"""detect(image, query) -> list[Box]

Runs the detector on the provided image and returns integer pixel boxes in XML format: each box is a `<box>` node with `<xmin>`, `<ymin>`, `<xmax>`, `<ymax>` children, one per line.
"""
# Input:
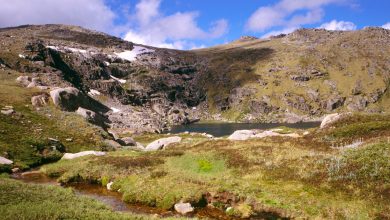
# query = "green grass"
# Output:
<box><xmin>0</xmin><ymin>176</ymin><xmax>190</xmax><ymax>220</ymax></box>
<box><xmin>0</xmin><ymin>71</ymin><xmax>108</xmax><ymax>169</ymax></box>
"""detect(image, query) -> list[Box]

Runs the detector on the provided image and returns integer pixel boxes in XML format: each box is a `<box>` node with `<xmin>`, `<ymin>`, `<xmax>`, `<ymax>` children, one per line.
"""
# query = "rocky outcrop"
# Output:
<box><xmin>62</xmin><ymin>151</ymin><xmax>106</xmax><ymax>160</ymax></box>
<box><xmin>145</xmin><ymin>136</ymin><xmax>182</xmax><ymax>151</ymax></box>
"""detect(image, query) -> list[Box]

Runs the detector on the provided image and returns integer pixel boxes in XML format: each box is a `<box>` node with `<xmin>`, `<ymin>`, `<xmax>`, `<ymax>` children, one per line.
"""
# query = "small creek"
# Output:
<box><xmin>167</xmin><ymin>122</ymin><xmax>321</xmax><ymax>137</ymax></box>
<box><xmin>11</xmin><ymin>171</ymin><xmax>237</xmax><ymax>220</ymax></box>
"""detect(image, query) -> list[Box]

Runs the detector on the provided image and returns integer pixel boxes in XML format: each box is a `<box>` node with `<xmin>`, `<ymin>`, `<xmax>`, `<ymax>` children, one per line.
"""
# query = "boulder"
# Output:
<box><xmin>145</xmin><ymin>136</ymin><xmax>182</xmax><ymax>151</ymax></box>
<box><xmin>76</xmin><ymin>107</ymin><xmax>106</xmax><ymax>126</ymax></box>
<box><xmin>62</xmin><ymin>151</ymin><xmax>106</xmax><ymax>160</ymax></box>
<box><xmin>27</xmin><ymin>78</ymin><xmax>44</xmax><ymax>88</ymax></box>
<box><xmin>320</xmin><ymin>113</ymin><xmax>351</xmax><ymax>129</ymax></box>
<box><xmin>0</xmin><ymin>156</ymin><xmax>13</xmax><ymax>165</ymax></box>
<box><xmin>103</xmin><ymin>139</ymin><xmax>122</xmax><ymax>149</ymax></box>
<box><xmin>117</xmin><ymin>137</ymin><xmax>136</xmax><ymax>146</ymax></box>
<box><xmin>16</xmin><ymin>75</ymin><xmax>31</xmax><ymax>86</ymax></box>
<box><xmin>50</xmin><ymin>87</ymin><xmax>88</xmax><ymax>111</ymax></box>
<box><xmin>1</xmin><ymin>106</ymin><xmax>15</xmax><ymax>115</ymax></box>
<box><xmin>174</xmin><ymin>202</ymin><xmax>194</xmax><ymax>215</ymax></box>
<box><xmin>228</xmin><ymin>130</ymin><xmax>257</xmax><ymax>141</ymax></box>
<box><xmin>31</xmin><ymin>93</ymin><xmax>49</xmax><ymax>108</ymax></box>
<box><xmin>1</xmin><ymin>108</ymin><xmax>15</xmax><ymax>115</ymax></box>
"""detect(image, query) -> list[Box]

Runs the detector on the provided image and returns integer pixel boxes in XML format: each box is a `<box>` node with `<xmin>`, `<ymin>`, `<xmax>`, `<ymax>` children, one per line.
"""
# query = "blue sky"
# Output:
<box><xmin>1</xmin><ymin>0</ymin><xmax>390</xmax><ymax>49</ymax></box>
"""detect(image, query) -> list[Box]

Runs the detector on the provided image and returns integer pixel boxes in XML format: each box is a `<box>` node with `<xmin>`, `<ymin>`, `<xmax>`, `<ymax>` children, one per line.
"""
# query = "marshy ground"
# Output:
<box><xmin>1</xmin><ymin>112</ymin><xmax>389</xmax><ymax>219</ymax></box>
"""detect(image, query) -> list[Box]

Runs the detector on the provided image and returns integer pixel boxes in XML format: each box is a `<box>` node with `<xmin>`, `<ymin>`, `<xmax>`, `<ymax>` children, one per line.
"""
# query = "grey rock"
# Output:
<box><xmin>174</xmin><ymin>202</ymin><xmax>194</xmax><ymax>215</ymax></box>
<box><xmin>0</xmin><ymin>156</ymin><xmax>13</xmax><ymax>165</ymax></box>
<box><xmin>145</xmin><ymin>136</ymin><xmax>182</xmax><ymax>151</ymax></box>
<box><xmin>347</xmin><ymin>96</ymin><xmax>368</xmax><ymax>111</ymax></box>
<box><xmin>76</xmin><ymin>107</ymin><xmax>106</xmax><ymax>126</ymax></box>
<box><xmin>50</xmin><ymin>87</ymin><xmax>87</xmax><ymax>111</ymax></box>
<box><xmin>228</xmin><ymin>130</ymin><xmax>257</xmax><ymax>141</ymax></box>
<box><xmin>62</xmin><ymin>151</ymin><xmax>106</xmax><ymax>160</ymax></box>
<box><xmin>31</xmin><ymin>93</ymin><xmax>49</xmax><ymax>108</ymax></box>
<box><xmin>16</xmin><ymin>75</ymin><xmax>31</xmax><ymax>87</ymax></box>
<box><xmin>117</xmin><ymin>137</ymin><xmax>136</xmax><ymax>146</ymax></box>
<box><xmin>103</xmin><ymin>139</ymin><xmax>122</xmax><ymax>149</ymax></box>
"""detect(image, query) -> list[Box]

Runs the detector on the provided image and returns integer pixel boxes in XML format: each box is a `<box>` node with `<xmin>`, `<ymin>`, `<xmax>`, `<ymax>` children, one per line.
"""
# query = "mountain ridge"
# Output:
<box><xmin>1</xmin><ymin>24</ymin><xmax>389</xmax><ymax>136</ymax></box>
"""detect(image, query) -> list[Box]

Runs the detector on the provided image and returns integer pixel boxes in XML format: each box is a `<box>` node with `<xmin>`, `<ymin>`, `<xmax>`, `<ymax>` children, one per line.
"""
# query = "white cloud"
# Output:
<box><xmin>123</xmin><ymin>0</ymin><xmax>228</xmax><ymax>49</ymax></box>
<box><xmin>319</xmin><ymin>20</ymin><xmax>356</xmax><ymax>30</ymax></box>
<box><xmin>246</xmin><ymin>0</ymin><xmax>345</xmax><ymax>32</ymax></box>
<box><xmin>382</xmin><ymin>22</ymin><xmax>390</xmax><ymax>30</ymax></box>
<box><xmin>0</xmin><ymin>0</ymin><xmax>116</xmax><ymax>32</ymax></box>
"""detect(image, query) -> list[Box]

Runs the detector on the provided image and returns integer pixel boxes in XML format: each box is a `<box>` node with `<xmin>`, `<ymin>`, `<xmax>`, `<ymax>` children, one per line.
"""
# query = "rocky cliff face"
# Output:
<box><xmin>1</xmin><ymin>25</ymin><xmax>389</xmax><ymax>135</ymax></box>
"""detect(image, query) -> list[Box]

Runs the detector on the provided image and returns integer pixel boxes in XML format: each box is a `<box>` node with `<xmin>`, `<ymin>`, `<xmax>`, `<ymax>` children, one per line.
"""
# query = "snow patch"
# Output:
<box><xmin>65</xmin><ymin>47</ymin><xmax>87</xmax><ymax>54</ymax></box>
<box><xmin>111</xmin><ymin>107</ymin><xmax>121</xmax><ymax>113</ymax></box>
<box><xmin>46</xmin><ymin>45</ymin><xmax>59</xmax><ymax>50</ymax></box>
<box><xmin>104</xmin><ymin>61</ymin><xmax>110</xmax><ymax>66</ymax></box>
<box><xmin>18</xmin><ymin>54</ymin><xmax>26</xmax><ymax>59</ymax></box>
<box><xmin>110</xmin><ymin>75</ymin><xmax>126</xmax><ymax>84</ymax></box>
<box><xmin>115</xmin><ymin>46</ymin><xmax>154</xmax><ymax>62</ymax></box>
<box><xmin>88</xmin><ymin>89</ymin><xmax>101</xmax><ymax>96</ymax></box>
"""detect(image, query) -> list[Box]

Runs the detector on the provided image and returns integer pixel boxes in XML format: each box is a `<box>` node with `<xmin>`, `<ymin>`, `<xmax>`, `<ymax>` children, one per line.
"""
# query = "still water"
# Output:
<box><xmin>167</xmin><ymin>122</ymin><xmax>321</xmax><ymax>137</ymax></box>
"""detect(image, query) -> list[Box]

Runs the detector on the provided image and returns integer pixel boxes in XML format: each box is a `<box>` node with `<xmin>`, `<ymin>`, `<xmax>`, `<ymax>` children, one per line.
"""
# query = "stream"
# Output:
<box><xmin>11</xmin><ymin>171</ymin><xmax>237</xmax><ymax>220</ymax></box>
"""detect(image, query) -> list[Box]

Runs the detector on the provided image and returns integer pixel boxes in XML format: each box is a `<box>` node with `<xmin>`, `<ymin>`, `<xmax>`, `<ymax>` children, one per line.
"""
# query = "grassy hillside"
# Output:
<box><xmin>195</xmin><ymin>28</ymin><xmax>390</xmax><ymax>121</ymax></box>
<box><xmin>0</xmin><ymin>69</ymin><xmax>109</xmax><ymax>169</ymax></box>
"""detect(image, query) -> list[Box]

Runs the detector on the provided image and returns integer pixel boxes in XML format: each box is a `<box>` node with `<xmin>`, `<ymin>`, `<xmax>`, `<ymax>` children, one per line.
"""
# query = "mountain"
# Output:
<box><xmin>1</xmin><ymin>24</ymin><xmax>390</xmax><ymax>137</ymax></box>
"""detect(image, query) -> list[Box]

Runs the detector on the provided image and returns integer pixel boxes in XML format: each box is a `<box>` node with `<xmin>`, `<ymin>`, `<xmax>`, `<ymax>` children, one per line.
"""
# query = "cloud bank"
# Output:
<box><xmin>0</xmin><ymin>0</ymin><xmax>116</xmax><ymax>32</ymax></box>
<box><xmin>382</xmin><ymin>22</ymin><xmax>390</xmax><ymax>29</ymax></box>
<box><xmin>123</xmin><ymin>0</ymin><xmax>228</xmax><ymax>49</ymax></box>
<box><xmin>247</xmin><ymin>0</ymin><xmax>347</xmax><ymax>37</ymax></box>
<box><xmin>319</xmin><ymin>20</ymin><xmax>356</xmax><ymax>30</ymax></box>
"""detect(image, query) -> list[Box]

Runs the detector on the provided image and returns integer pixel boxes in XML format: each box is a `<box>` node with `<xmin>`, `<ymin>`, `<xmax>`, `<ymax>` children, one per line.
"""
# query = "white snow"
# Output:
<box><xmin>110</xmin><ymin>75</ymin><xmax>126</xmax><ymax>84</ymax></box>
<box><xmin>46</xmin><ymin>45</ymin><xmax>59</xmax><ymax>50</ymax></box>
<box><xmin>88</xmin><ymin>89</ymin><xmax>101</xmax><ymax>96</ymax></box>
<box><xmin>114</xmin><ymin>46</ymin><xmax>154</xmax><ymax>62</ymax></box>
<box><xmin>104</xmin><ymin>61</ymin><xmax>110</xmax><ymax>66</ymax></box>
<box><xmin>111</xmin><ymin>107</ymin><xmax>121</xmax><ymax>113</ymax></box>
<box><xmin>18</xmin><ymin>54</ymin><xmax>26</xmax><ymax>58</ymax></box>
<box><xmin>65</xmin><ymin>47</ymin><xmax>87</xmax><ymax>54</ymax></box>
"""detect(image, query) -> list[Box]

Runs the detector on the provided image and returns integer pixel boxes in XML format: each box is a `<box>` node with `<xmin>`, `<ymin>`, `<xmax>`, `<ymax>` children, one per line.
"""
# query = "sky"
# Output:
<box><xmin>0</xmin><ymin>0</ymin><xmax>389</xmax><ymax>50</ymax></box>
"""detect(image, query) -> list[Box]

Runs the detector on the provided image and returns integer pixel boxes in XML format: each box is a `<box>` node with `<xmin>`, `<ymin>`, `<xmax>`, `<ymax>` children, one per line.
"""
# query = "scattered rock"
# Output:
<box><xmin>1</xmin><ymin>106</ymin><xmax>15</xmax><ymax>115</ymax></box>
<box><xmin>62</xmin><ymin>151</ymin><xmax>106</xmax><ymax>160</ymax></box>
<box><xmin>12</xmin><ymin>168</ymin><xmax>20</xmax><ymax>173</ymax></box>
<box><xmin>0</xmin><ymin>156</ymin><xmax>13</xmax><ymax>165</ymax></box>
<box><xmin>16</xmin><ymin>76</ymin><xmax>31</xmax><ymax>86</ymax></box>
<box><xmin>145</xmin><ymin>136</ymin><xmax>182</xmax><ymax>151</ymax></box>
<box><xmin>107</xmin><ymin>181</ymin><xmax>114</xmax><ymax>191</ymax></box>
<box><xmin>174</xmin><ymin>202</ymin><xmax>194</xmax><ymax>215</ymax></box>
<box><xmin>31</xmin><ymin>93</ymin><xmax>49</xmax><ymax>108</ymax></box>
